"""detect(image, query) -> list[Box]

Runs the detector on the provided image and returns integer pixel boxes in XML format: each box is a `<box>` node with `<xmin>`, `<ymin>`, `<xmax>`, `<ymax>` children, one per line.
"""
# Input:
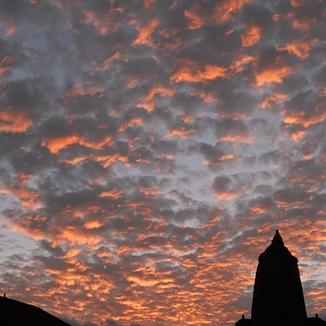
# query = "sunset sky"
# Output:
<box><xmin>1</xmin><ymin>0</ymin><xmax>326</xmax><ymax>325</ymax></box>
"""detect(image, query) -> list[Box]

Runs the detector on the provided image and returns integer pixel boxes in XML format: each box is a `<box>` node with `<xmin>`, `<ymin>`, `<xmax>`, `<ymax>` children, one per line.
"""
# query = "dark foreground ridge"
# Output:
<box><xmin>0</xmin><ymin>295</ymin><xmax>71</xmax><ymax>326</ymax></box>
<box><xmin>236</xmin><ymin>230</ymin><xmax>326</xmax><ymax>326</ymax></box>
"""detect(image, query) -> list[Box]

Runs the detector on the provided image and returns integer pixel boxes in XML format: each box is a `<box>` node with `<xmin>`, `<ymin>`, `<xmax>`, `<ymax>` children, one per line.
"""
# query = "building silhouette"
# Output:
<box><xmin>0</xmin><ymin>295</ymin><xmax>71</xmax><ymax>326</ymax></box>
<box><xmin>236</xmin><ymin>230</ymin><xmax>326</xmax><ymax>326</ymax></box>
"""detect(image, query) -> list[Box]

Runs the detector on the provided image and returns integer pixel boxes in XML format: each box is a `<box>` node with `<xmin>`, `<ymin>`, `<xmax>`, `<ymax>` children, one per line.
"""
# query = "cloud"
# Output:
<box><xmin>0</xmin><ymin>107</ymin><xmax>33</xmax><ymax>133</ymax></box>
<box><xmin>241</xmin><ymin>25</ymin><xmax>262</xmax><ymax>47</ymax></box>
<box><xmin>170</xmin><ymin>63</ymin><xmax>228</xmax><ymax>84</ymax></box>
<box><xmin>132</xmin><ymin>18</ymin><xmax>160</xmax><ymax>47</ymax></box>
<box><xmin>211</xmin><ymin>175</ymin><xmax>243</xmax><ymax>200</ymax></box>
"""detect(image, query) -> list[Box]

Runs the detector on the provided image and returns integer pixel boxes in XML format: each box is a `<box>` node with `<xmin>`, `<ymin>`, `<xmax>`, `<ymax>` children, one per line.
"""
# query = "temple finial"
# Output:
<box><xmin>272</xmin><ymin>229</ymin><xmax>283</xmax><ymax>245</ymax></box>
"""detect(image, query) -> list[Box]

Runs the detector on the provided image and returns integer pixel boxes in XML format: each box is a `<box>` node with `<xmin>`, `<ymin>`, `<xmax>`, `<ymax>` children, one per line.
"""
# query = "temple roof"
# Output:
<box><xmin>259</xmin><ymin>229</ymin><xmax>297</xmax><ymax>261</ymax></box>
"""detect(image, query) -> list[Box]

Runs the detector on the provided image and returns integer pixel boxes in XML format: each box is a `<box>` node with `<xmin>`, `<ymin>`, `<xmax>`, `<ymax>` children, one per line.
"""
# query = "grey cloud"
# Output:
<box><xmin>107</xmin><ymin>319</ymin><xmax>120</xmax><ymax>326</ymax></box>
<box><xmin>211</xmin><ymin>175</ymin><xmax>233</xmax><ymax>192</ymax></box>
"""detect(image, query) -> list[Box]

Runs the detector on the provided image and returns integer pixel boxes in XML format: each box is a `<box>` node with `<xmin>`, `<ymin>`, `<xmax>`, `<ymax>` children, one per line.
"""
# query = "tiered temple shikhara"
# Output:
<box><xmin>236</xmin><ymin>230</ymin><xmax>326</xmax><ymax>326</ymax></box>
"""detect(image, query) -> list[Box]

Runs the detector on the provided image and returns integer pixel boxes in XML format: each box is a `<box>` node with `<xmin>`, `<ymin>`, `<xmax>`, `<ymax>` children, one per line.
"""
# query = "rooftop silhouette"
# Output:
<box><xmin>0</xmin><ymin>295</ymin><xmax>71</xmax><ymax>326</ymax></box>
<box><xmin>236</xmin><ymin>230</ymin><xmax>326</xmax><ymax>326</ymax></box>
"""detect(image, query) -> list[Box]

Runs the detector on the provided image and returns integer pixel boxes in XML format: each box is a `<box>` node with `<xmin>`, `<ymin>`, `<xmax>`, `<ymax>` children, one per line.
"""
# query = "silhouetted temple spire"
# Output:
<box><xmin>251</xmin><ymin>229</ymin><xmax>307</xmax><ymax>326</ymax></box>
<box><xmin>235</xmin><ymin>230</ymin><xmax>326</xmax><ymax>326</ymax></box>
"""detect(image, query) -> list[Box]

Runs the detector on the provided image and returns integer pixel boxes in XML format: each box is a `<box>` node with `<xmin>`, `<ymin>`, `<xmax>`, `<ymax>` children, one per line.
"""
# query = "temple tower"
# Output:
<box><xmin>251</xmin><ymin>230</ymin><xmax>307</xmax><ymax>326</ymax></box>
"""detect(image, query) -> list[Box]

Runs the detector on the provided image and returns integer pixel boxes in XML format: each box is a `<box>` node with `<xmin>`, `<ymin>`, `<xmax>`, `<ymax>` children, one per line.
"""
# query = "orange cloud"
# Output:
<box><xmin>230</xmin><ymin>55</ymin><xmax>255</xmax><ymax>74</ymax></box>
<box><xmin>127</xmin><ymin>275</ymin><xmax>160</xmax><ymax>287</ymax></box>
<box><xmin>53</xmin><ymin>226</ymin><xmax>104</xmax><ymax>246</ymax></box>
<box><xmin>184</xmin><ymin>8</ymin><xmax>205</xmax><ymax>30</ymax></box>
<box><xmin>5</xmin><ymin>25</ymin><xmax>16</xmax><ymax>36</ymax></box>
<box><xmin>82</xmin><ymin>9</ymin><xmax>122</xmax><ymax>35</ymax></box>
<box><xmin>291</xmin><ymin>13</ymin><xmax>315</xmax><ymax>31</ymax></box>
<box><xmin>136</xmin><ymin>158</ymin><xmax>150</xmax><ymax>164</ymax></box>
<box><xmin>291</xmin><ymin>0</ymin><xmax>305</xmax><ymax>6</ymax></box>
<box><xmin>1</xmin><ymin>173</ymin><xmax>41</xmax><ymax>210</ymax></box>
<box><xmin>198</xmin><ymin>91</ymin><xmax>219</xmax><ymax>103</ymax></box>
<box><xmin>249</xmin><ymin>205</ymin><xmax>268</xmax><ymax>214</ymax></box>
<box><xmin>84</xmin><ymin>220</ymin><xmax>104</xmax><ymax>230</ymax></box>
<box><xmin>291</xmin><ymin>130</ymin><xmax>306</xmax><ymax>141</ymax></box>
<box><xmin>213</xmin><ymin>0</ymin><xmax>253</xmax><ymax>23</ymax></box>
<box><xmin>277</xmin><ymin>38</ymin><xmax>317</xmax><ymax>59</ymax></box>
<box><xmin>170</xmin><ymin>63</ymin><xmax>228</xmax><ymax>83</ymax></box>
<box><xmin>118</xmin><ymin>117</ymin><xmax>143</xmax><ymax>132</ymax></box>
<box><xmin>318</xmin><ymin>87</ymin><xmax>326</xmax><ymax>97</ymax></box>
<box><xmin>58</xmin><ymin>156</ymin><xmax>88</xmax><ymax>165</ymax></box>
<box><xmin>179</xmin><ymin>115</ymin><xmax>195</xmax><ymax>123</ymax></box>
<box><xmin>1</xmin><ymin>187</ymin><xmax>41</xmax><ymax>210</ymax></box>
<box><xmin>241</xmin><ymin>25</ymin><xmax>262</xmax><ymax>47</ymax></box>
<box><xmin>11</xmin><ymin>218</ymin><xmax>46</xmax><ymax>240</ymax></box>
<box><xmin>165</xmin><ymin>36</ymin><xmax>183</xmax><ymax>51</ymax></box>
<box><xmin>125</xmin><ymin>75</ymin><xmax>139</xmax><ymax>88</ymax></box>
<box><xmin>99</xmin><ymin>51</ymin><xmax>121</xmax><ymax>71</ymax></box>
<box><xmin>147</xmin><ymin>85</ymin><xmax>176</xmax><ymax>100</ymax></box>
<box><xmin>144</xmin><ymin>0</ymin><xmax>156</xmax><ymax>9</ymax></box>
<box><xmin>255</xmin><ymin>66</ymin><xmax>292</xmax><ymax>86</ymax></box>
<box><xmin>0</xmin><ymin>56</ymin><xmax>14</xmax><ymax>74</ymax></box>
<box><xmin>220</xmin><ymin>154</ymin><xmax>235</xmax><ymax>161</ymax></box>
<box><xmin>132</xmin><ymin>18</ymin><xmax>159</xmax><ymax>47</ymax></box>
<box><xmin>62</xmin><ymin>83</ymin><xmax>104</xmax><ymax>103</ymax></box>
<box><xmin>276</xmin><ymin>199</ymin><xmax>306</xmax><ymax>209</ymax></box>
<box><xmin>166</xmin><ymin>127</ymin><xmax>198</xmax><ymax>138</ymax></box>
<box><xmin>203</xmin><ymin>154</ymin><xmax>236</xmax><ymax>168</ymax></box>
<box><xmin>272</xmin><ymin>14</ymin><xmax>282</xmax><ymax>22</ymax></box>
<box><xmin>42</xmin><ymin>135</ymin><xmax>79</xmax><ymax>154</ymax></box>
<box><xmin>283</xmin><ymin>110</ymin><xmax>326</xmax><ymax>128</ymax></box>
<box><xmin>259</xmin><ymin>93</ymin><xmax>288</xmax><ymax>109</ymax></box>
<box><xmin>92</xmin><ymin>153</ymin><xmax>130</xmax><ymax>168</ymax></box>
<box><xmin>0</xmin><ymin>107</ymin><xmax>33</xmax><ymax>133</ymax></box>
<box><xmin>184</xmin><ymin>0</ymin><xmax>253</xmax><ymax>29</ymax></box>
<box><xmin>42</xmin><ymin>134</ymin><xmax>112</xmax><ymax>154</ymax></box>
<box><xmin>220</xmin><ymin>133</ymin><xmax>253</xmax><ymax>143</ymax></box>
<box><xmin>99</xmin><ymin>189</ymin><xmax>124</xmax><ymax>198</ymax></box>
<box><xmin>212</xmin><ymin>176</ymin><xmax>249</xmax><ymax>202</ymax></box>
<box><xmin>140</xmin><ymin>187</ymin><xmax>161</xmax><ymax>196</ymax></box>
<box><xmin>136</xmin><ymin>85</ymin><xmax>176</xmax><ymax>112</ymax></box>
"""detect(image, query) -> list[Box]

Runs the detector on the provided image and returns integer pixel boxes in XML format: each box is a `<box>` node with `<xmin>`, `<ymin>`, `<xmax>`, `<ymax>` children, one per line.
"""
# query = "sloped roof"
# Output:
<box><xmin>0</xmin><ymin>295</ymin><xmax>71</xmax><ymax>326</ymax></box>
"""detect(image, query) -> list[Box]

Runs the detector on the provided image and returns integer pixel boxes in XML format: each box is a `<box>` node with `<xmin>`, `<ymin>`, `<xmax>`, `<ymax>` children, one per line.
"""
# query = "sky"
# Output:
<box><xmin>0</xmin><ymin>0</ymin><xmax>326</xmax><ymax>325</ymax></box>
